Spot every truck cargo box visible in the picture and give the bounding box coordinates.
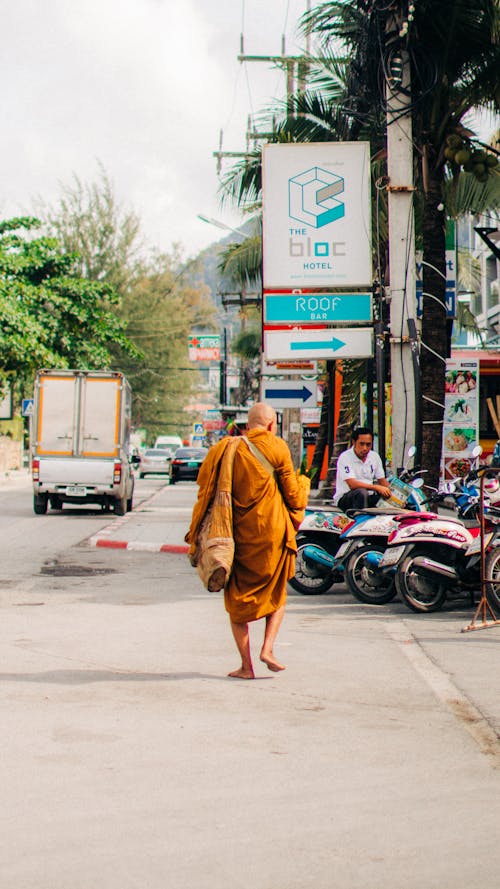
[31,369,134,515]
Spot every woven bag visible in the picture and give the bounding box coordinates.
[193,438,241,592]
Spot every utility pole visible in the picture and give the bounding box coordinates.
[386,13,417,471]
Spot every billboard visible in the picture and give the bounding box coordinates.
[262,142,372,289]
[188,335,220,362]
[441,357,479,480]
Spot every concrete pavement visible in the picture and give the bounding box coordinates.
[89,480,191,553]
[2,476,500,887]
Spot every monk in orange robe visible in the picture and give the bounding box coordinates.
[187,402,310,679]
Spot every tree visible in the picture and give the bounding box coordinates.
[304,0,500,484]
[39,168,217,439]
[221,1,500,485]
[39,164,141,292]
[115,249,217,440]
[0,217,137,395]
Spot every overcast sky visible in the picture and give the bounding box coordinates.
[2,0,310,257]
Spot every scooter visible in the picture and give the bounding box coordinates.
[378,455,500,613]
[290,446,424,596]
[334,475,428,605]
[289,506,351,594]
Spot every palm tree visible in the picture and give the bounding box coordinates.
[220,0,500,485]
[304,1,500,484]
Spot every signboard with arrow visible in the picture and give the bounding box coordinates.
[260,379,318,409]
[264,328,373,360]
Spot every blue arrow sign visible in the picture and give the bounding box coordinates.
[264,385,313,402]
[264,327,373,360]
[291,336,346,352]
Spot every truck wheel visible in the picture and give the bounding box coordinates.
[126,483,134,512]
[114,495,127,516]
[34,494,48,515]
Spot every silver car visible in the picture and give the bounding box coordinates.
[138,448,172,478]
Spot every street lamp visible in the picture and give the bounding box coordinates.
[197,215,247,241]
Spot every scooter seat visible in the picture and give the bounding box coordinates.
[345,506,418,517]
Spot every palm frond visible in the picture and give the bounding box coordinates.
[444,170,500,217]
[218,235,262,289]
[218,151,262,209]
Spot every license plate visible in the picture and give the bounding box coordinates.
[379,545,406,567]
[188,461,199,468]
[66,485,86,496]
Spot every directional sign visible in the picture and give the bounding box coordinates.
[264,292,372,325]
[264,328,373,360]
[261,379,318,409]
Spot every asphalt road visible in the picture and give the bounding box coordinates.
[1,474,500,889]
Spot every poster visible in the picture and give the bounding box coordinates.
[441,358,479,479]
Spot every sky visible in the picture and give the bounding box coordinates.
[1,0,311,258]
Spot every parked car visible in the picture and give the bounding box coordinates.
[169,447,208,484]
[138,448,172,478]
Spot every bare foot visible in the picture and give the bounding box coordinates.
[260,653,286,672]
[228,667,255,680]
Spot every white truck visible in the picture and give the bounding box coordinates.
[30,369,135,515]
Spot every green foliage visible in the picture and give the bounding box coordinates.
[299,453,318,480]
[229,326,261,405]
[115,249,216,438]
[38,168,217,439]
[218,231,262,290]
[39,164,141,291]
[0,216,138,392]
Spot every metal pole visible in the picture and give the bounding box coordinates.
[219,329,227,406]
[327,360,335,464]
[375,321,386,468]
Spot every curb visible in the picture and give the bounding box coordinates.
[94,539,189,554]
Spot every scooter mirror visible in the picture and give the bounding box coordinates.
[407,445,416,458]
[412,477,424,488]
[471,445,482,458]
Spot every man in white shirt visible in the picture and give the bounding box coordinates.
[334,427,390,511]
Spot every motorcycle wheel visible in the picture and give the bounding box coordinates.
[344,543,397,605]
[395,548,447,613]
[289,533,337,595]
[484,547,500,612]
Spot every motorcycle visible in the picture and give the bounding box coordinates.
[334,474,428,605]
[378,455,500,613]
[290,446,424,597]
[289,506,351,594]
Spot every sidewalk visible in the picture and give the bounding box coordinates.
[0,468,30,485]
[89,483,191,553]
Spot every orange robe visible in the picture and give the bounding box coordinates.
[186,431,310,623]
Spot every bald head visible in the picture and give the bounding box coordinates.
[247,402,277,432]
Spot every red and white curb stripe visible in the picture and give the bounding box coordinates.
[92,538,189,554]
[88,487,189,554]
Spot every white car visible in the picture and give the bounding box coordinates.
[154,435,183,450]
[138,448,172,478]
